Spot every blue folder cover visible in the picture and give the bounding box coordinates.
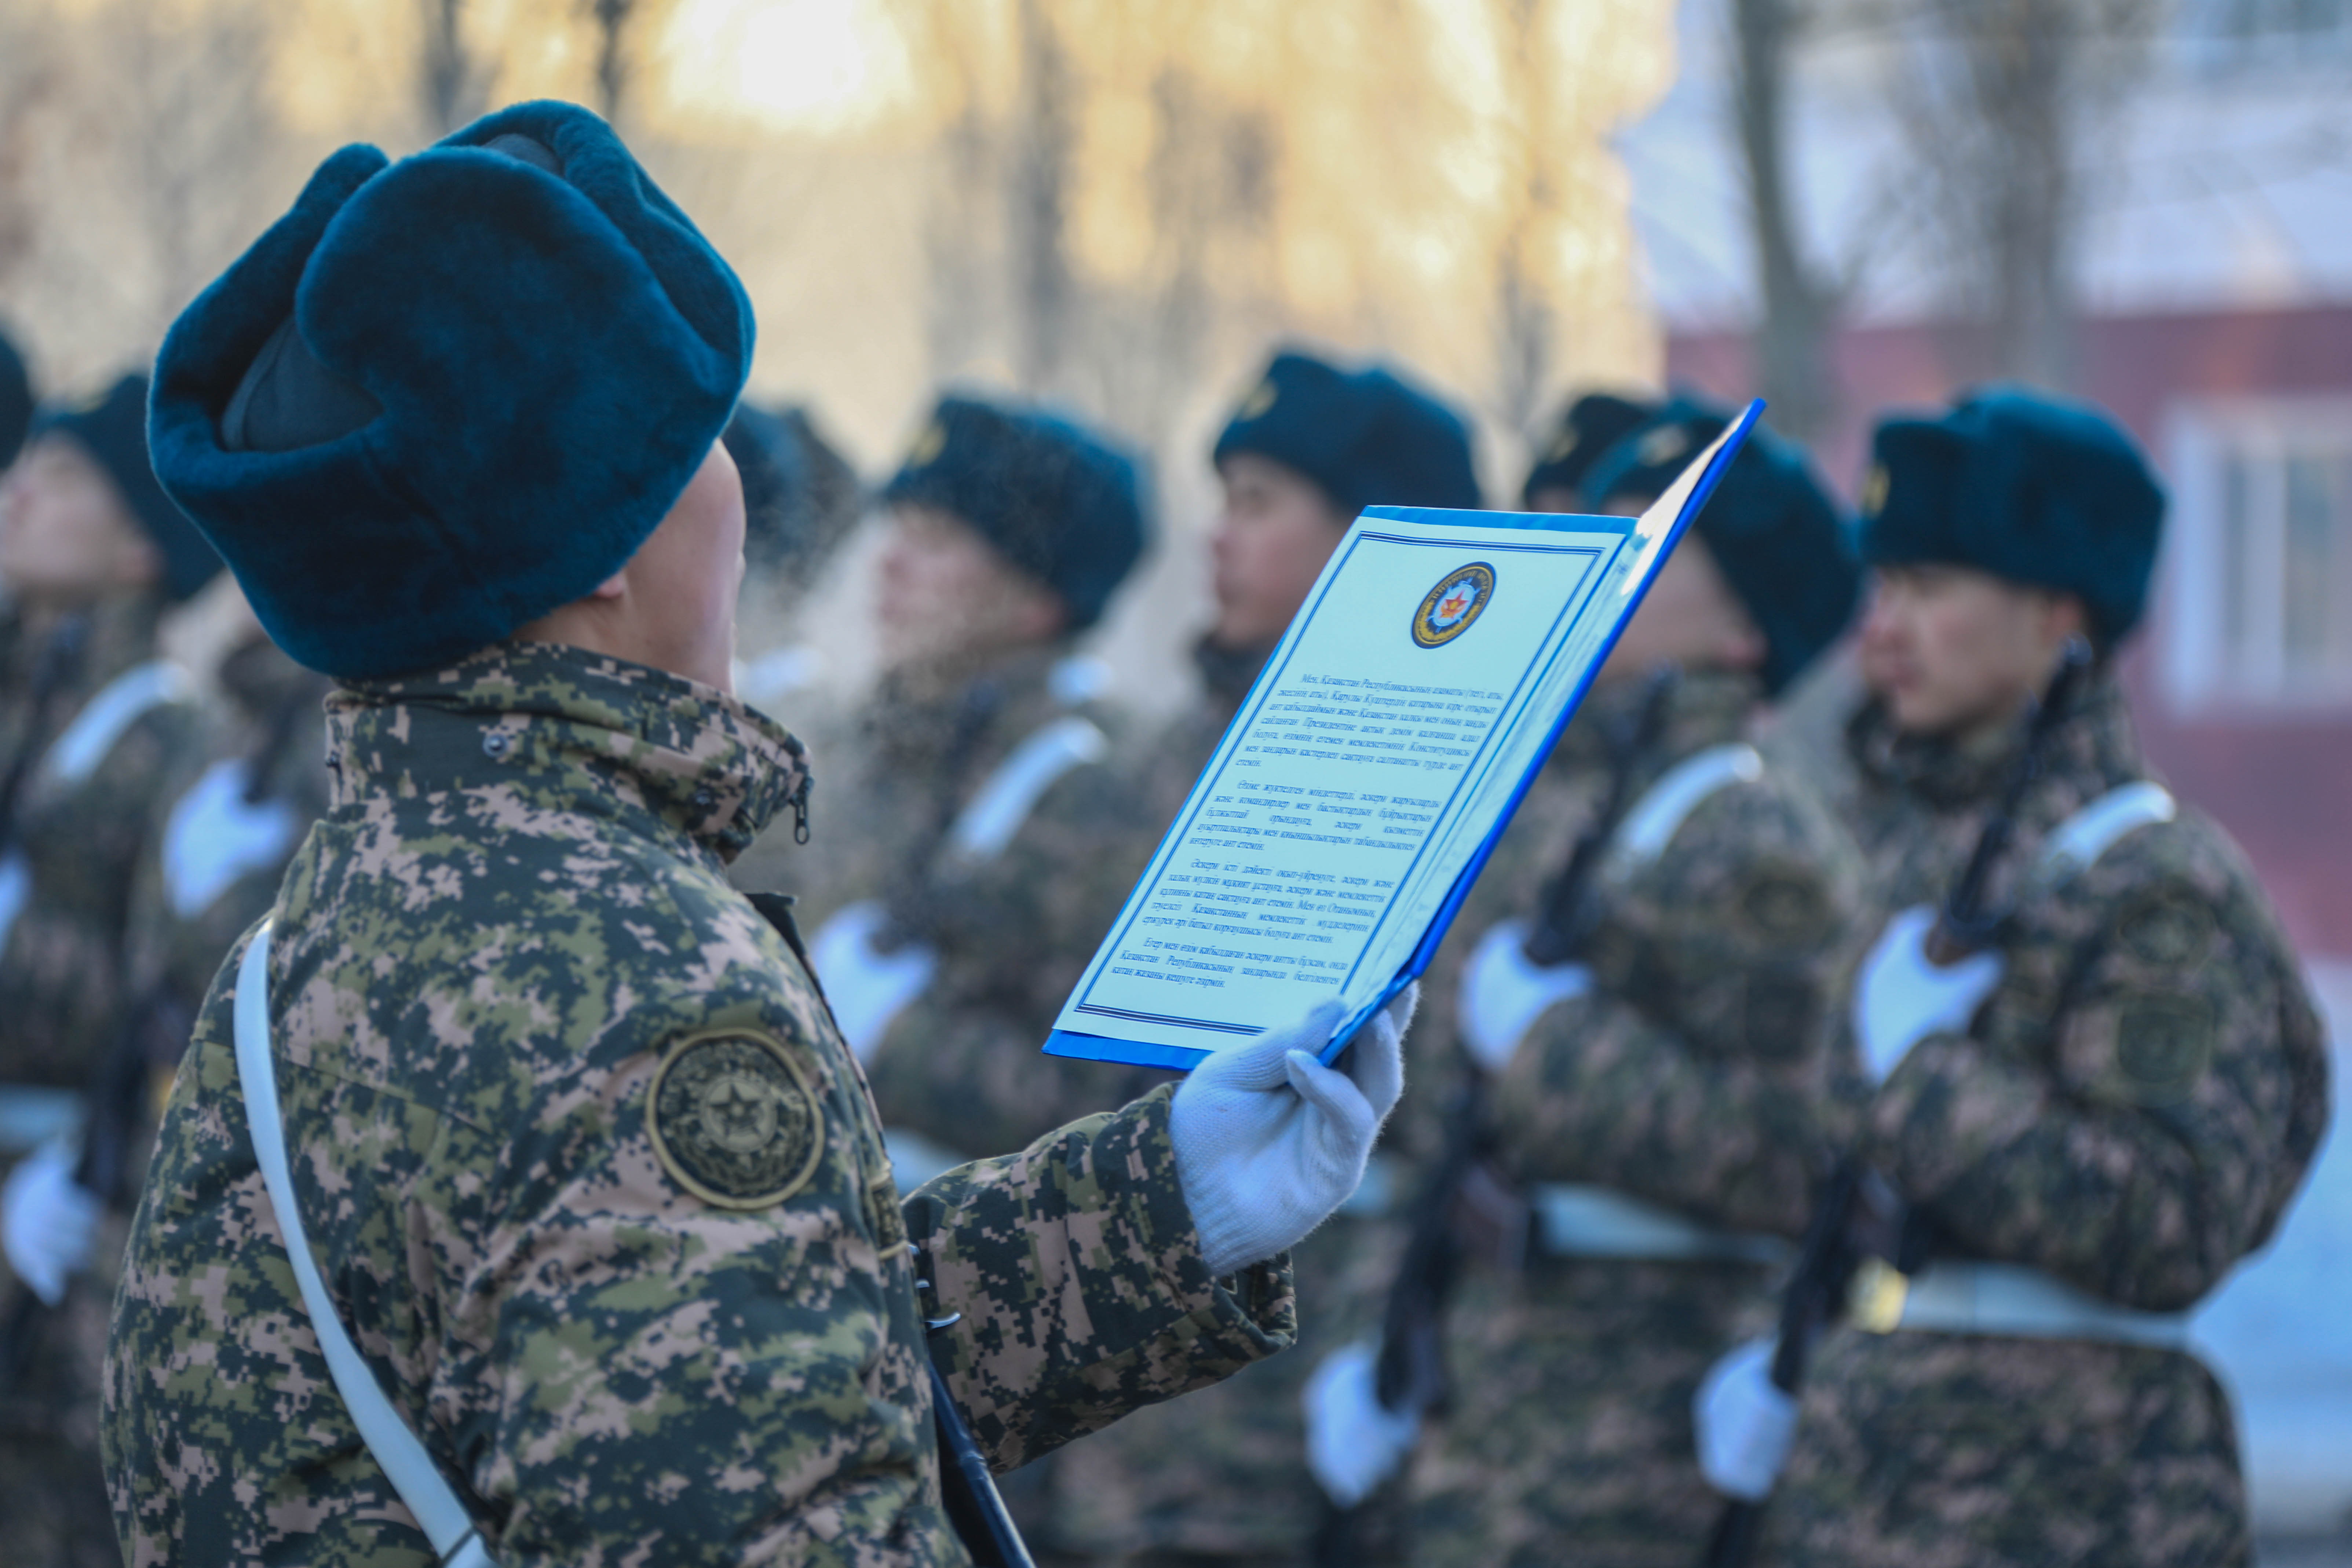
[1044,401,1763,1070]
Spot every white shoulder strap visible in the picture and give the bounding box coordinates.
[2036,781,2177,886]
[233,924,496,1568]
[42,660,192,785]
[1607,743,1764,871]
[946,714,1109,862]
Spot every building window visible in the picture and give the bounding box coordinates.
[2165,399,2352,711]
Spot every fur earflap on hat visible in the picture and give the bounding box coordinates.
[880,394,1150,632]
[1858,386,2165,647]
[148,100,755,680]
[1583,397,1859,694]
[1213,350,1483,518]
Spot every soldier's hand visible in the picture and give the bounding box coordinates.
[1,1135,102,1306]
[1694,1337,1799,1501]
[1855,904,2003,1084]
[1170,985,1415,1277]
[1459,918,1592,1073]
[1303,1338,1422,1507]
[806,900,937,1064]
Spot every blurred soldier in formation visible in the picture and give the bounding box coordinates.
[123,580,332,1104]
[1045,347,1483,1568]
[1730,388,2330,1567]
[724,399,861,714]
[738,393,1172,1183]
[1329,398,1866,1567]
[106,102,1413,1564]
[0,370,222,1568]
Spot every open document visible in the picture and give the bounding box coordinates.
[1046,401,1763,1070]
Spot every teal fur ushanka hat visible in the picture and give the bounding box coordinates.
[1859,386,2165,646]
[1213,350,1483,516]
[1583,397,1860,694]
[880,394,1150,632]
[147,100,755,681]
[1521,391,1657,507]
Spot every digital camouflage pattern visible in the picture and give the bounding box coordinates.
[734,647,1172,1165]
[102,641,1295,1567]
[1408,669,1865,1568]
[1762,673,2330,1568]
[0,591,206,1568]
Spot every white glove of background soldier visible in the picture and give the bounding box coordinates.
[807,900,937,1065]
[1172,985,1416,1277]
[1854,904,2003,1085]
[1303,1338,1423,1508]
[1458,917,1592,1074]
[1,1134,101,1306]
[1694,1337,1800,1501]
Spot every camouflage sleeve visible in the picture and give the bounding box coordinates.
[905,1083,1299,1472]
[1491,779,1861,1237]
[1860,820,2331,1310]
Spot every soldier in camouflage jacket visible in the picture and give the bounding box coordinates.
[1390,403,1865,1568]
[1756,390,2328,1568]
[106,102,1414,1568]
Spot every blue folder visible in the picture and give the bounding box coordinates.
[1045,399,1764,1070]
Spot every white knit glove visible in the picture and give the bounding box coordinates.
[2,1135,101,1306]
[1855,905,2004,1084]
[1458,918,1592,1074]
[1694,1338,1800,1501]
[1303,1338,1423,1508]
[807,900,936,1064]
[1171,985,1415,1278]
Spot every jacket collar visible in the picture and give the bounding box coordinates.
[1845,666,2143,813]
[327,640,810,865]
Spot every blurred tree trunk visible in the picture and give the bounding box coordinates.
[1009,0,1074,393]
[420,0,481,135]
[1887,0,2158,389]
[1731,0,1841,441]
[1492,0,1556,445]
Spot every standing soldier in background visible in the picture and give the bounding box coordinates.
[1329,399,1865,1567]
[1739,389,2329,1567]
[0,372,222,1568]
[740,394,1172,1183]
[725,399,862,714]
[1046,347,1483,1568]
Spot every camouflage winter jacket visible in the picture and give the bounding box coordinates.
[103,643,1294,1567]
[1767,674,2330,1568]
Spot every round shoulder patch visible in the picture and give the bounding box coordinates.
[646,1030,825,1209]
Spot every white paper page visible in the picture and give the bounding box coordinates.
[1053,515,1629,1057]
